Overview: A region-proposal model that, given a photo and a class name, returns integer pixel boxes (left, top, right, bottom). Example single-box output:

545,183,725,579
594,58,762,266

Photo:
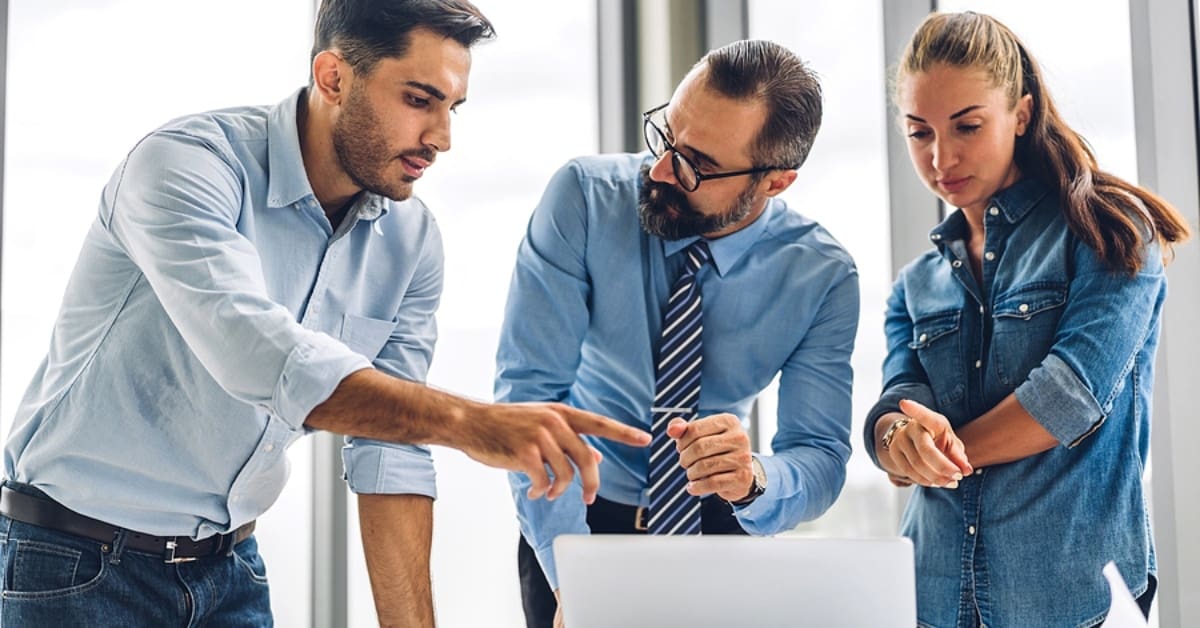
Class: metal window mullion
883,0,938,279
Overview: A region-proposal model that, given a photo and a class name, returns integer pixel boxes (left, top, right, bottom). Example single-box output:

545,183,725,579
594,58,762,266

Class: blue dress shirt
496,154,859,588
865,179,1162,627
5,88,443,540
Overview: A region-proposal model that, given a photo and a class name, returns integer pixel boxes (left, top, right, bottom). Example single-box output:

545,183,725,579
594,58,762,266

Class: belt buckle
634,506,648,532
164,539,197,564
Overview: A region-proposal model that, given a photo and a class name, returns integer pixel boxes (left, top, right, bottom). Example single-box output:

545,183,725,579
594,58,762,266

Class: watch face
752,458,767,489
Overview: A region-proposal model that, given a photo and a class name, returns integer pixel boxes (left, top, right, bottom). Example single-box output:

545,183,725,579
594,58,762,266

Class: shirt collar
928,177,1049,245
661,198,774,277
266,88,389,221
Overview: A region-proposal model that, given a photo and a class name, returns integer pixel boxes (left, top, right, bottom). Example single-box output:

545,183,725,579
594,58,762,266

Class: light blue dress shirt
5,88,443,540
496,154,859,588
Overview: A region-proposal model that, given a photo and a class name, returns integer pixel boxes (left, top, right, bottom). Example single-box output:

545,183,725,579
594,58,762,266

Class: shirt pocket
907,309,965,406
991,282,1068,387
340,313,398,360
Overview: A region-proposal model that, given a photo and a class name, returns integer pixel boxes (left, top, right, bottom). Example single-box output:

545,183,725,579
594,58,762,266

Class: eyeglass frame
641,103,798,192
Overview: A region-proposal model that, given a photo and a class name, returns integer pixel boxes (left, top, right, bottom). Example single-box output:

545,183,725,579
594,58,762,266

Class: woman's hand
879,399,973,488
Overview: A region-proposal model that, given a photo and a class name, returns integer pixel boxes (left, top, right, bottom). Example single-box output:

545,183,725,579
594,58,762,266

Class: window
2,2,314,625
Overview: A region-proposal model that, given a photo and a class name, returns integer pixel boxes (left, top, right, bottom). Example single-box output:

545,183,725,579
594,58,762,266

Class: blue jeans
0,512,272,626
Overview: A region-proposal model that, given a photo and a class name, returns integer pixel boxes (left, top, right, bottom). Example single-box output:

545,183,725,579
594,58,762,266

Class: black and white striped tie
647,240,711,535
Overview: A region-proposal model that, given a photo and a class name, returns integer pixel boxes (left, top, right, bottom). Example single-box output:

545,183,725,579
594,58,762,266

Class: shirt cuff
273,332,372,430
732,454,791,521
1015,353,1105,447
864,382,937,468
342,439,437,499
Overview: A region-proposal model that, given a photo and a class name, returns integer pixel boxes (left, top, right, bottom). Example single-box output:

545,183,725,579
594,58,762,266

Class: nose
423,110,452,153
931,136,957,173
648,150,676,184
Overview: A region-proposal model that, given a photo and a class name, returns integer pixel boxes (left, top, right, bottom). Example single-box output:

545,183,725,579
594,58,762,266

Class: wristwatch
730,457,767,507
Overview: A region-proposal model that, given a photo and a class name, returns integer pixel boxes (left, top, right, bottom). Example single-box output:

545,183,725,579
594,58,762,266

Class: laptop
554,534,915,628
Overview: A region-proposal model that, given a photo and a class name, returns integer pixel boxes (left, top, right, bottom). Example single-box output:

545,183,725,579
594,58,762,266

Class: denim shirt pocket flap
907,310,961,350
340,313,399,359
993,283,1067,320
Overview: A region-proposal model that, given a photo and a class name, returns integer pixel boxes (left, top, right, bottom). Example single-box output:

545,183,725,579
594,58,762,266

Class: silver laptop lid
554,534,915,628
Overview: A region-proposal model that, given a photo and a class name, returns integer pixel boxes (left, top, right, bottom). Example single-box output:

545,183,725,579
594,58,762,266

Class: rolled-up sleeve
343,219,445,498
102,131,369,431
1015,244,1166,446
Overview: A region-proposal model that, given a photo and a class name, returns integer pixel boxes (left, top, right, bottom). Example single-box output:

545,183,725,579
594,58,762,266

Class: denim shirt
864,179,1161,628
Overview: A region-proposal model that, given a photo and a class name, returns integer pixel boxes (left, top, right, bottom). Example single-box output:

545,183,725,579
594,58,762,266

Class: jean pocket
232,537,269,586
2,537,107,600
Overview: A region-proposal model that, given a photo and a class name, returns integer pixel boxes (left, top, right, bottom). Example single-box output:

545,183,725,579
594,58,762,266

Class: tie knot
683,240,712,275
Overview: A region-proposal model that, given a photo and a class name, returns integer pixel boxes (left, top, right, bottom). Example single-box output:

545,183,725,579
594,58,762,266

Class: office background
0,1,1195,626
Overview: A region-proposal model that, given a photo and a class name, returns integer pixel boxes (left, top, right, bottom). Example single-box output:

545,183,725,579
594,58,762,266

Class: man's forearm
359,493,435,628
305,368,473,446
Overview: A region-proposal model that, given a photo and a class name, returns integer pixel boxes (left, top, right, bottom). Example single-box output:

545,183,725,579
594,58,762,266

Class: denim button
1018,303,1029,313
979,306,985,314
952,260,962,268
974,360,982,368
919,333,928,343
984,251,996,261
968,525,976,535
989,207,999,216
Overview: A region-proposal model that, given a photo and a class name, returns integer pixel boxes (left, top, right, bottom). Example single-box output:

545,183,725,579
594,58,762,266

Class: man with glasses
497,39,859,627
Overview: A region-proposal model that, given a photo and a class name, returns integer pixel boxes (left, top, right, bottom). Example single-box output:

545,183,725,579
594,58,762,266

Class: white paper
1100,561,1148,627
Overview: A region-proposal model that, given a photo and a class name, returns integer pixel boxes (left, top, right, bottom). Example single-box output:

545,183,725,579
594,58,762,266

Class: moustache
399,148,437,164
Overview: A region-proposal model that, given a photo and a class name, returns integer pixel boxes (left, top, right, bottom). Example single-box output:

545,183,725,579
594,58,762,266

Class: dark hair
700,39,823,170
311,0,495,77
896,11,1189,274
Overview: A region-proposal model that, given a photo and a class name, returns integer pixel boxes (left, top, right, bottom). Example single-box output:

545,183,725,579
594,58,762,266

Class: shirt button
951,260,963,268
931,234,942,241
976,468,984,475
989,207,999,216
968,525,976,535
1018,303,1030,313
979,306,985,314
984,251,996,261
265,443,275,452
974,360,982,368
918,333,928,343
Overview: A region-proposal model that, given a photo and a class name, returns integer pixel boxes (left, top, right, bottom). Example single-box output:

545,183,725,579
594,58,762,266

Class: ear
1014,92,1033,136
762,169,799,198
312,50,351,106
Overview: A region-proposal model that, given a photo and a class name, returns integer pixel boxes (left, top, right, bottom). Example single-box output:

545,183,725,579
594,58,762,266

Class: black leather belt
0,486,255,563
587,495,748,535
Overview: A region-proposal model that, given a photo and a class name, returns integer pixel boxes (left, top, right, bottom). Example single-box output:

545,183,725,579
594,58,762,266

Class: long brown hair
896,11,1190,274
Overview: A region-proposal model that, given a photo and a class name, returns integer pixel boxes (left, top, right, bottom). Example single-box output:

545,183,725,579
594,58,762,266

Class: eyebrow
662,116,722,169
905,104,986,123
406,80,468,107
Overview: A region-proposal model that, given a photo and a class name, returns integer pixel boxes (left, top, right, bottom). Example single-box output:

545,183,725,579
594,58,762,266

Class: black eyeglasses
641,103,797,192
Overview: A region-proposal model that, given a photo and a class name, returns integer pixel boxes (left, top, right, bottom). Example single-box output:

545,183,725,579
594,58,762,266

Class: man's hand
554,589,565,628
452,402,651,504
878,399,972,488
665,413,754,502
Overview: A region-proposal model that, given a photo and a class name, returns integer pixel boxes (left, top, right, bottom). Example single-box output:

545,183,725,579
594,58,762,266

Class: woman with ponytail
864,11,1189,627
